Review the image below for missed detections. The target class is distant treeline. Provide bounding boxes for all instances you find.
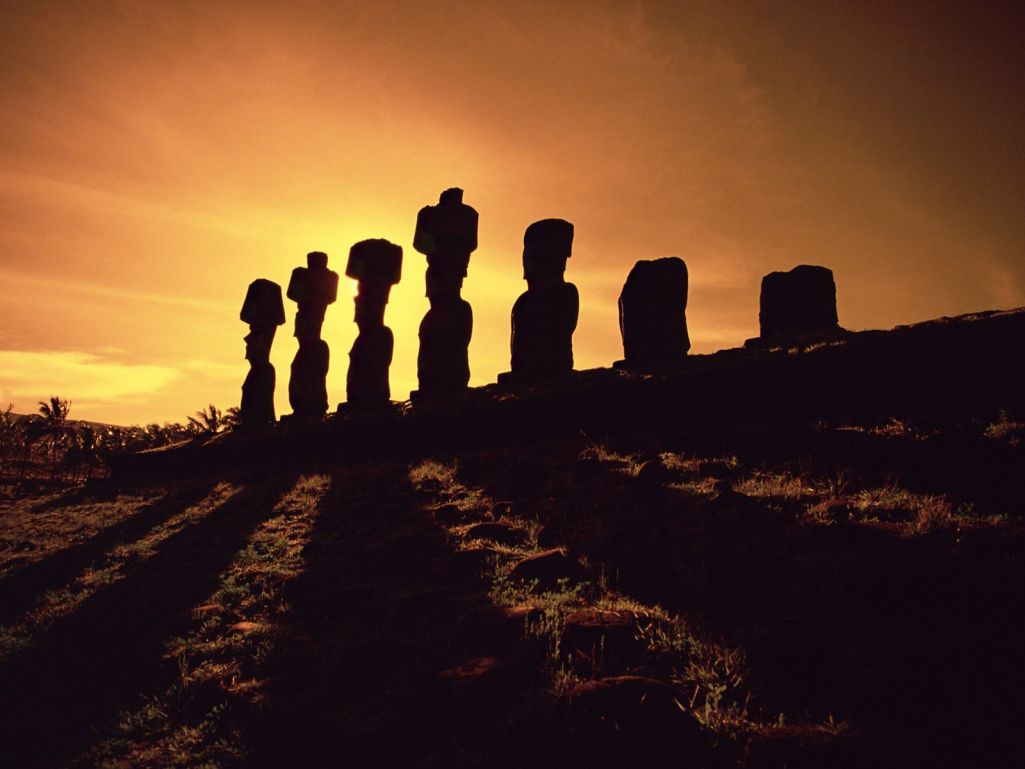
[0,400,236,487]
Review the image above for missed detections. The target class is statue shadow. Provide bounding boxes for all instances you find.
[0,469,301,769]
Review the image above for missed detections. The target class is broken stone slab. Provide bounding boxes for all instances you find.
[615,257,690,371]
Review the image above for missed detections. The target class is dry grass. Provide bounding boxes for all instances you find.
[77,474,330,769]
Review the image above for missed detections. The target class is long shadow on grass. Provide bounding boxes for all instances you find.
[248,461,557,769]
[455,441,1025,769]
[0,470,301,769]
[0,480,221,625]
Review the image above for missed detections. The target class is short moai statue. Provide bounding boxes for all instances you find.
[345,239,402,408]
[746,264,847,348]
[499,218,579,383]
[615,257,691,371]
[412,188,478,399]
[286,251,339,416]
[239,279,285,427]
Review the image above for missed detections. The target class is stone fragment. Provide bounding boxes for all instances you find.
[616,257,690,371]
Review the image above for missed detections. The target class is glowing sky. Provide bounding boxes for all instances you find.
[2,1,1023,425]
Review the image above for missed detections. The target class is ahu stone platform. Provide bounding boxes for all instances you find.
[109,307,1025,482]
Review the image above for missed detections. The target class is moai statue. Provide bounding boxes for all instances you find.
[345,239,402,408]
[286,251,339,416]
[615,257,690,371]
[746,264,845,347]
[499,218,579,383]
[239,279,285,427]
[412,188,478,399]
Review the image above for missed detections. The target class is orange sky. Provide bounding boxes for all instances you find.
[2,1,1023,425]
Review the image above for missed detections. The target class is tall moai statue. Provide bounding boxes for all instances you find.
[239,279,285,427]
[746,264,846,347]
[345,239,402,408]
[615,257,690,371]
[499,218,579,384]
[287,251,338,416]
[412,188,478,399]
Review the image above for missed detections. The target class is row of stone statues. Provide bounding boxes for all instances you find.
[237,188,843,427]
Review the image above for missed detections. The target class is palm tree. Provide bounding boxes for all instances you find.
[38,396,70,481]
[223,406,242,431]
[187,404,224,435]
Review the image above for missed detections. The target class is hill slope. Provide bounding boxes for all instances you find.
[0,307,1022,768]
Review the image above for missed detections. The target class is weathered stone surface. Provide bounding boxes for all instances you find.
[289,338,329,416]
[240,279,285,326]
[287,251,339,340]
[523,218,574,274]
[413,187,478,278]
[346,239,403,286]
[758,264,839,339]
[509,282,579,379]
[346,325,394,406]
[286,253,338,418]
[415,293,472,397]
[240,360,276,426]
[413,190,478,400]
[345,239,402,409]
[560,608,645,675]
[501,218,579,384]
[509,548,586,589]
[239,279,285,427]
[617,256,690,370]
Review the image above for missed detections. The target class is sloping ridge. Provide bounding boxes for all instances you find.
[110,307,1025,481]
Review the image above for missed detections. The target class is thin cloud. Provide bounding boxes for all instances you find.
[0,350,179,411]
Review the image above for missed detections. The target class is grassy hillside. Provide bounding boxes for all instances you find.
[0,308,1023,768]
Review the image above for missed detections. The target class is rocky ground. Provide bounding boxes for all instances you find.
[1,308,1023,768]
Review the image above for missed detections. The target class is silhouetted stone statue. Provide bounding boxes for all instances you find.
[614,257,690,371]
[345,239,402,408]
[411,188,478,399]
[287,251,338,416]
[746,264,847,348]
[239,279,285,427]
[499,219,578,384]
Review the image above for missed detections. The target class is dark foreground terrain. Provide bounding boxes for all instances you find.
[1,308,1023,768]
